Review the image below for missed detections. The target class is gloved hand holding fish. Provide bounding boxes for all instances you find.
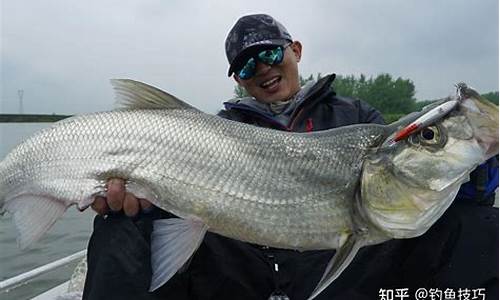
[0,80,497,300]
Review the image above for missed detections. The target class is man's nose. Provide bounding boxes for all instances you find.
[254,61,272,76]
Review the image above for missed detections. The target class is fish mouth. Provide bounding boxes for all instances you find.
[461,97,499,159]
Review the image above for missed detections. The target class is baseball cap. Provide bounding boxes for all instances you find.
[225,14,293,76]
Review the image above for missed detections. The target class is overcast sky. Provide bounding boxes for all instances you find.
[1,0,498,114]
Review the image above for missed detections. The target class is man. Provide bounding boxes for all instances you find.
[83,14,498,300]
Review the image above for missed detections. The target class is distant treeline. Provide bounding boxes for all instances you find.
[0,114,71,123]
[234,73,498,124]
[324,73,497,123]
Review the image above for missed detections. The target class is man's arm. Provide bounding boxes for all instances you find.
[455,155,499,205]
[357,99,385,125]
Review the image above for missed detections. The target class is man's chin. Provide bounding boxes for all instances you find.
[256,90,290,103]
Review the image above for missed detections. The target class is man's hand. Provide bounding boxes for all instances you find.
[91,178,152,216]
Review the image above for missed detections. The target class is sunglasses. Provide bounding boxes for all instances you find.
[236,44,290,80]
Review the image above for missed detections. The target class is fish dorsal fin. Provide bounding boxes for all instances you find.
[307,234,364,300]
[110,79,195,110]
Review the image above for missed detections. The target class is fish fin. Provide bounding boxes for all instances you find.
[110,79,196,110]
[149,218,208,291]
[307,234,364,300]
[4,195,67,249]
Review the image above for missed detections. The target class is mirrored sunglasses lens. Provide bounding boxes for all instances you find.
[238,57,256,79]
[258,47,283,65]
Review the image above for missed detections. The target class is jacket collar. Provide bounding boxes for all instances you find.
[223,73,336,120]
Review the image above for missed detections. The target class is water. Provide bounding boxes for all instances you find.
[0,123,94,300]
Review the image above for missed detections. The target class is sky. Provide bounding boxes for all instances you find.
[1,0,498,114]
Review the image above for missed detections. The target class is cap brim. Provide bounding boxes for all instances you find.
[227,39,291,76]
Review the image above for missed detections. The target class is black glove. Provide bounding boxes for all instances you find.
[82,211,155,300]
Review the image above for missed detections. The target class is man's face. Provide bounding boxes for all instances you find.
[234,41,302,103]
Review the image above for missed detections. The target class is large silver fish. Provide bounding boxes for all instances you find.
[0,80,497,299]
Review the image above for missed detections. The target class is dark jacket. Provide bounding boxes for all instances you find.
[83,74,498,300]
[217,74,384,131]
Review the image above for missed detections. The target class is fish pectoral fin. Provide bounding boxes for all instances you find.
[307,235,364,300]
[110,79,197,110]
[4,195,68,249]
[149,218,208,291]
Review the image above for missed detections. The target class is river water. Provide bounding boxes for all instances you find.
[0,123,94,300]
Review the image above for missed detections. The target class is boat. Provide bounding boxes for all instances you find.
[0,250,87,300]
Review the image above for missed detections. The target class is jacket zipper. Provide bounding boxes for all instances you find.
[262,247,290,300]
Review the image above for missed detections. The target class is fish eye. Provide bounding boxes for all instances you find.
[409,125,447,149]
[420,127,435,140]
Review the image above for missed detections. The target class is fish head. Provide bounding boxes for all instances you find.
[359,85,498,239]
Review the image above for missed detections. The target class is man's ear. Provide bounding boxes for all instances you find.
[291,41,302,62]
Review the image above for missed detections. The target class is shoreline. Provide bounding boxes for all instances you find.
[0,114,71,123]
